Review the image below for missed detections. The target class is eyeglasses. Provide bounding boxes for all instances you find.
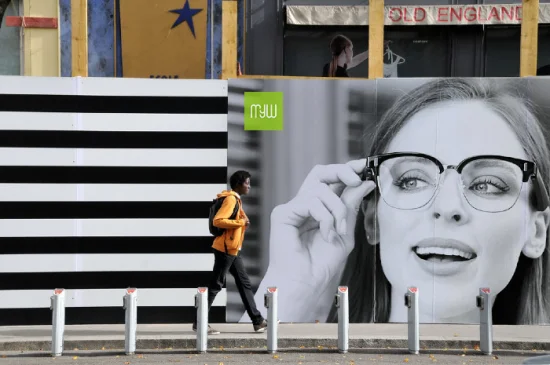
[363,152,550,213]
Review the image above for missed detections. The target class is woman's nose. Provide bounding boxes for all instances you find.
[432,172,470,225]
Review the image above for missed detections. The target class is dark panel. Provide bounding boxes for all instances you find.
[0,272,220,290]
[0,130,228,149]
[0,94,228,114]
[0,166,227,184]
[0,237,215,254]
[0,307,226,325]
[283,25,452,78]
[0,201,212,219]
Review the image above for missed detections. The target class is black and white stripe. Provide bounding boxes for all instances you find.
[0,76,228,325]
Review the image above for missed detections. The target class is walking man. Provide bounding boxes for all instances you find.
[193,170,267,334]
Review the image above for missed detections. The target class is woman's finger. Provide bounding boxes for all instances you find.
[314,183,349,235]
[341,180,376,213]
[308,197,335,241]
[300,163,363,192]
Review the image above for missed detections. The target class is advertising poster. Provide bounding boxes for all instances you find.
[118,0,207,79]
[227,76,550,325]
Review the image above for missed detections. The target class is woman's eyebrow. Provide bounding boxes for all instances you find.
[467,159,518,174]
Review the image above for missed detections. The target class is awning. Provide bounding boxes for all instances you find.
[286,4,550,26]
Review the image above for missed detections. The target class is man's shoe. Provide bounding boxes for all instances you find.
[253,319,268,332]
[192,323,220,335]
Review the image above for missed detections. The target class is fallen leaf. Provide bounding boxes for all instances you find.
[124,362,130,365]
[218,362,224,365]
[315,320,320,323]
[493,356,499,360]
[101,347,105,350]
[453,333,459,337]
[273,355,279,359]
[72,357,78,360]
[317,346,324,350]
[473,344,480,351]
[137,354,144,358]
[299,346,305,349]
[461,354,465,357]
[73,348,78,351]
[404,358,409,362]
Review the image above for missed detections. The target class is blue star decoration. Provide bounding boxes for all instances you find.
[169,0,203,38]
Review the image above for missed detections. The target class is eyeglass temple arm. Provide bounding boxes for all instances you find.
[533,172,550,211]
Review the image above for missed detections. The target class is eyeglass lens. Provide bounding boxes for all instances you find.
[377,156,524,212]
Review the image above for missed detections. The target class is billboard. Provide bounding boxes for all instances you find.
[228,77,550,325]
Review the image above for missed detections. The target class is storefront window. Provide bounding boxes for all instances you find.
[283,25,453,78]
[0,0,22,76]
[484,25,550,77]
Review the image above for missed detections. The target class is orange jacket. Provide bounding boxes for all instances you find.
[212,190,249,256]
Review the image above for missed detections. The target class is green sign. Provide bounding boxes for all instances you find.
[243,92,284,131]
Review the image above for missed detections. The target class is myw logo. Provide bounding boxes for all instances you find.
[244,92,284,131]
[249,103,278,119]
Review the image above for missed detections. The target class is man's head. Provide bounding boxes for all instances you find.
[230,170,251,196]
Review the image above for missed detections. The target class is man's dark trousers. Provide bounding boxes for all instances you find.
[198,248,264,325]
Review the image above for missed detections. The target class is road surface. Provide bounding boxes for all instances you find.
[0,349,547,365]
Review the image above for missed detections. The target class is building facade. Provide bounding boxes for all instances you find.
[244,0,550,78]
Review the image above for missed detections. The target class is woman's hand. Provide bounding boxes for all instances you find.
[258,159,376,322]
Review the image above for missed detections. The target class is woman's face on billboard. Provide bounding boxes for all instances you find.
[376,99,542,322]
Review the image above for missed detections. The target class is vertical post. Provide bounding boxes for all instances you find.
[368,0,385,79]
[476,287,493,355]
[404,287,419,355]
[21,0,61,76]
[221,0,238,79]
[123,288,138,355]
[50,288,65,357]
[71,0,88,77]
[195,287,208,354]
[264,287,278,354]
[520,0,539,76]
[335,286,349,354]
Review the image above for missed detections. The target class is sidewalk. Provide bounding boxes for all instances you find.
[0,323,549,352]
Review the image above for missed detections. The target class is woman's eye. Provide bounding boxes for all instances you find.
[469,177,509,195]
[395,177,429,190]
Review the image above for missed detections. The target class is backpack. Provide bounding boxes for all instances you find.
[208,196,239,236]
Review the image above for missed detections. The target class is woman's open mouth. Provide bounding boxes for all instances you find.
[414,246,477,262]
[412,238,478,276]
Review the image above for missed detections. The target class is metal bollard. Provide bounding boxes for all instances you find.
[404,286,419,355]
[50,288,66,357]
[123,288,138,355]
[195,287,208,354]
[334,286,349,354]
[264,287,278,354]
[476,287,493,355]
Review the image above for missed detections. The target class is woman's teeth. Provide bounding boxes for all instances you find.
[415,246,475,261]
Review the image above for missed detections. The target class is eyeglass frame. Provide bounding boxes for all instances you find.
[361,152,550,212]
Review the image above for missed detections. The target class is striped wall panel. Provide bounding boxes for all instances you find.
[0,76,229,325]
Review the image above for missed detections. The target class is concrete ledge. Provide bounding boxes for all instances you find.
[0,323,548,352]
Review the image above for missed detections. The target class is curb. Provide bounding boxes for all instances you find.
[1,338,549,352]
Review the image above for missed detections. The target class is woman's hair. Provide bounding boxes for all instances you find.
[328,35,352,77]
[327,78,550,325]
